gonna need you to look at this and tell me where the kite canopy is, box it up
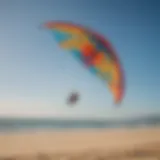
[43,21,125,104]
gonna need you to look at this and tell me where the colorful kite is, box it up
[43,21,125,104]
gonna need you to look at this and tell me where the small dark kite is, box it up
[67,92,80,106]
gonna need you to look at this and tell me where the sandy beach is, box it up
[0,127,160,160]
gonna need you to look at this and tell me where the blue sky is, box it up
[0,0,159,119]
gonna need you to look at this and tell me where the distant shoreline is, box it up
[0,115,160,132]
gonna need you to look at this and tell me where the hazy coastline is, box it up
[0,117,160,159]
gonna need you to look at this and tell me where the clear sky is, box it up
[0,0,159,119]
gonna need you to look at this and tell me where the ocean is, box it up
[0,115,160,132]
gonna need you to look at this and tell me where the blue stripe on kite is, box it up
[71,50,98,77]
[71,50,83,62]
[89,66,98,75]
[52,30,72,43]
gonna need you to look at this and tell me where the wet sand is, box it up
[0,127,160,160]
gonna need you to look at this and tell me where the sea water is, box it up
[0,116,159,132]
